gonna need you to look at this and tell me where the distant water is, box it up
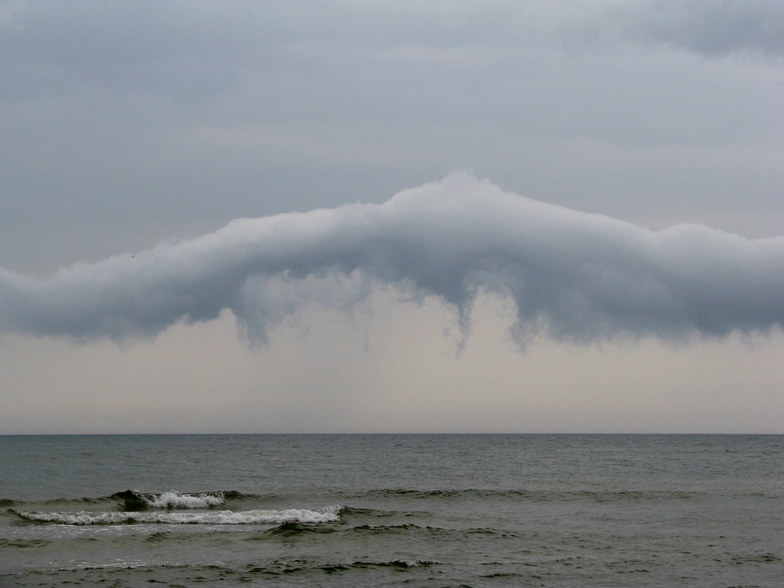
[1,434,782,587]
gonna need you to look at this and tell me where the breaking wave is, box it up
[11,505,344,526]
[110,489,253,510]
[138,491,225,509]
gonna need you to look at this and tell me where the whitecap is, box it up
[12,505,343,525]
[142,491,226,509]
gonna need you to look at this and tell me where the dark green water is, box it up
[1,434,782,586]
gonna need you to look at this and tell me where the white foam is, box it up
[13,505,343,525]
[142,491,226,509]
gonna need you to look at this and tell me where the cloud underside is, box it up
[1,172,782,346]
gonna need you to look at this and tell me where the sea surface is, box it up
[0,434,782,587]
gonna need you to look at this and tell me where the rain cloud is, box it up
[1,172,782,346]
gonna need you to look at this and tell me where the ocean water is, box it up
[0,434,782,587]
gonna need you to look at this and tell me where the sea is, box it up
[0,434,781,587]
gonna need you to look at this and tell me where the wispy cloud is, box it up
[626,0,784,57]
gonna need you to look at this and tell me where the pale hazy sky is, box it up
[1,0,782,434]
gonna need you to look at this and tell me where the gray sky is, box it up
[1,0,782,434]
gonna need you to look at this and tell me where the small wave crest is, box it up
[110,490,237,510]
[247,558,439,577]
[267,521,338,536]
[141,491,226,509]
[11,505,344,526]
[362,487,702,502]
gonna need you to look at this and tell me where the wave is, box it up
[267,521,338,536]
[0,490,259,511]
[264,521,427,539]
[11,505,343,526]
[342,560,438,570]
[107,490,262,511]
[141,491,225,509]
[247,559,439,577]
[0,538,51,548]
[359,487,702,502]
[110,490,245,510]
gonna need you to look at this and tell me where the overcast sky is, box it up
[1,0,782,434]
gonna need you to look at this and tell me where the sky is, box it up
[1,0,782,434]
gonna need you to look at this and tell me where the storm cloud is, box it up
[1,172,782,346]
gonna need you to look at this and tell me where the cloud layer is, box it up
[1,172,782,345]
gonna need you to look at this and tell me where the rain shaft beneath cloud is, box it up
[1,172,782,346]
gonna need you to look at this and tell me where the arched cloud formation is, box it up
[1,172,782,345]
